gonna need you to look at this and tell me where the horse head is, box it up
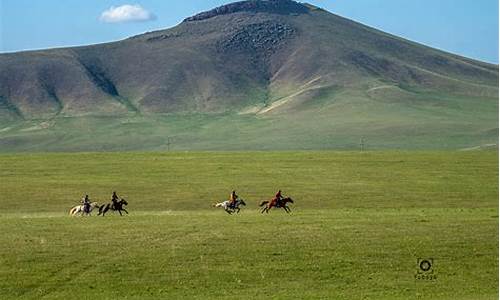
[239,199,246,206]
[120,198,128,206]
[285,197,294,204]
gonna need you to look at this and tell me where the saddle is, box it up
[111,201,118,210]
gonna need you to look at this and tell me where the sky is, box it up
[1,0,498,63]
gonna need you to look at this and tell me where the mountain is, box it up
[0,0,497,151]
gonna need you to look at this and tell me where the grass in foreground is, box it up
[0,209,497,300]
[0,151,497,299]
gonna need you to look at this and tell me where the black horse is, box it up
[228,199,247,214]
[98,198,128,216]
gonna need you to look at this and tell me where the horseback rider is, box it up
[81,194,91,214]
[111,191,119,210]
[274,190,283,208]
[229,190,238,209]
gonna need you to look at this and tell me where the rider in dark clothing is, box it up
[111,191,119,210]
[82,194,91,214]
[274,190,283,208]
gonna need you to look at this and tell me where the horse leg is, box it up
[118,209,123,216]
[102,205,109,216]
[122,208,129,214]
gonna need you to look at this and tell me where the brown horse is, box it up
[259,197,294,214]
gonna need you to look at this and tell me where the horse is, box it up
[259,197,294,214]
[97,198,128,216]
[69,202,100,216]
[213,199,247,214]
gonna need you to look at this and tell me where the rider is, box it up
[274,190,283,208]
[111,191,119,210]
[81,194,91,214]
[229,190,238,209]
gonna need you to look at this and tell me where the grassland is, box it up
[0,151,497,299]
[0,87,497,152]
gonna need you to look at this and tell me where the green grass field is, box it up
[0,151,498,299]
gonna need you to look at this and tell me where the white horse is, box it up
[213,199,246,214]
[69,202,100,216]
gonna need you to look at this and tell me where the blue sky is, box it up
[1,0,498,63]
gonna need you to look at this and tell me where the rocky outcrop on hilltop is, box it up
[183,0,309,22]
[218,21,295,55]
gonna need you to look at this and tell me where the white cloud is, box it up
[100,4,156,23]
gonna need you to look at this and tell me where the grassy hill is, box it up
[0,91,497,151]
[0,151,497,299]
[0,0,497,151]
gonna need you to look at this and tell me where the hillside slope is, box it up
[0,0,497,151]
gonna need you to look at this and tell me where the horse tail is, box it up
[259,201,269,207]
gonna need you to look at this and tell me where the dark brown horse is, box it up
[259,197,294,214]
[98,198,128,216]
